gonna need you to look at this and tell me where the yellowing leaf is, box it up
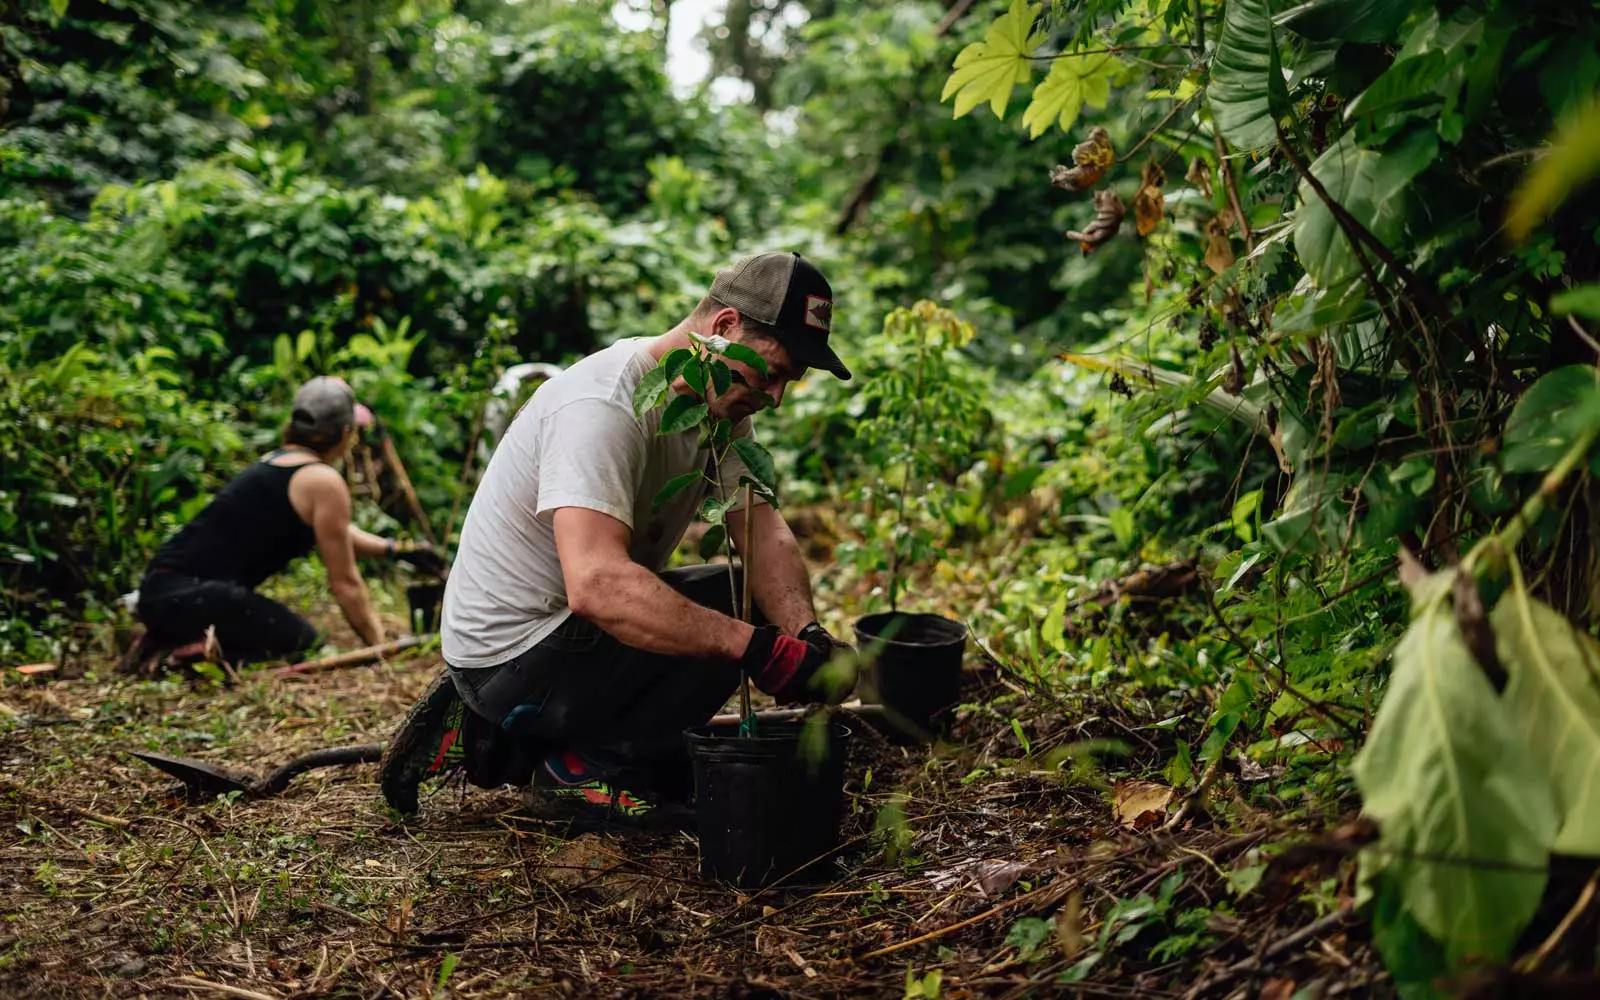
[941,0,1042,120]
[1507,98,1600,242]
[1021,54,1119,139]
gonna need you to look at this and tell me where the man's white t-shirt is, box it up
[440,337,760,670]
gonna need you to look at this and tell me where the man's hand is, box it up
[393,540,448,578]
[797,622,857,703]
[741,625,830,704]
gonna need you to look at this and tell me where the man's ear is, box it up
[713,307,741,339]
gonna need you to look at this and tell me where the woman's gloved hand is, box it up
[392,540,448,578]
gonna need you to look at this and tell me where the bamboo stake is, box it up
[272,635,428,676]
[378,434,436,547]
[739,483,755,733]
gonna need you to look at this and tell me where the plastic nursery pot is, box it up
[683,720,852,890]
[853,611,968,744]
[406,582,445,636]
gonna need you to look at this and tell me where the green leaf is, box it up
[732,437,778,493]
[1350,576,1557,963]
[1276,0,1422,45]
[683,359,707,397]
[1500,365,1600,474]
[1343,51,1449,121]
[1209,0,1290,152]
[1293,129,1436,290]
[651,471,703,511]
[1021,55,1118,140]
[719,342,768,377]
[49,0,68,19]
[273,334,294,379]
[1493,572,1600,855]
[296,329,315,362]
[698,523,728,560]
[662,348,694,382]
[710,360,732,396]
[1551,284,1600,319]
[436,953,458,989]
[940,0,1042,120]
[659,394,709,434]
[1507,99,1600,241]
[632,366,670,417]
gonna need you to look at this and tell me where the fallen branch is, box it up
[377,434,437,546]
[273,635,430,676]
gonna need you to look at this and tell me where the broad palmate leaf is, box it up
[941,0,1042,120]
[1493,568,1600,855]
[1209,0,1290,152]
[1022,54,1118,139]
[1352,571,1556,963]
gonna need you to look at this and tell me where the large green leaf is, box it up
[1551,284,1600,320]
[1276,0,1422,44]
[1209,0,1290,152]
[940,0,1042,120]
[1351,573,1556,963]
[632,365,670,417]
[1293,128,1436,290]
[732,437,778,496]
[1021,54,1118,140]
[1499,365,1600,474]
[651,470,703,512]
[719,342,768,377]
[1494,573,1600,855]
[659,394,709,434]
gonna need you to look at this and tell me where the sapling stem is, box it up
[1462,425,1599,580]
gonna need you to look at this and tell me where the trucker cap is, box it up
[291,376,373,440]
[708,252,851,380]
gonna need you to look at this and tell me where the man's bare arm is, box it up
[727,503,816,635]
[553,507,755,659]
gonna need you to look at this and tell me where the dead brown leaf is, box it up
[1204,215,1235,274]
[1050,126,1115,192]
[1133,161,1165,236]
[1113,779,1174,830]
[1260,977,1297,1000]
[1066,189,1126,255]
[1185,156,1214,198]
[1055,889,1085,959]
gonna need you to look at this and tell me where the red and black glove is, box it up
[741,625,829,704]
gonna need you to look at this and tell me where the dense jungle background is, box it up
[6,0,1600,996]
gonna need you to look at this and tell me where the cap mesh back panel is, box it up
[710,253,795,324]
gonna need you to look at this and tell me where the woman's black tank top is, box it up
[147,455,319,589]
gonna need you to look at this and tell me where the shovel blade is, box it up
[128,750,256,800]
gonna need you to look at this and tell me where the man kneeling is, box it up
[380,252,855,825]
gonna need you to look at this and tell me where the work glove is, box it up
[741,625,829,705]
[798,622,858,704]
[392,540,448,578]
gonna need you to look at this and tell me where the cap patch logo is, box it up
[805,295,832,332]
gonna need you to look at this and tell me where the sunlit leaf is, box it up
[1021,54,1118,140]
[1551,284,1600,319]
[1508,98,1600,241]
[940,0,1042,120]
[1293,128,1436,289]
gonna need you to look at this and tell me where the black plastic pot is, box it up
[406,582,444,635]
[684,720,852,889]
[853,611,968,743]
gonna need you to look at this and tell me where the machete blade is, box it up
[128,750,257,800]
